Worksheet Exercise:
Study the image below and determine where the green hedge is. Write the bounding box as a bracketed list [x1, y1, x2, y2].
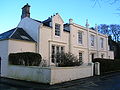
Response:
[9, 52, 42, 66]
[93, 58, 120, 75]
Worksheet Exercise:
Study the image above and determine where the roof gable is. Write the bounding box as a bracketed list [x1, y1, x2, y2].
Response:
[53, 13, 64, 23]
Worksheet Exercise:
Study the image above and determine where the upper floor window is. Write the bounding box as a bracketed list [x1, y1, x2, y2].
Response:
[55, 23, 60, 36]
[78, 31, 82, 44]
[91, 35, 95, 46]
[100, 38, 104, 48]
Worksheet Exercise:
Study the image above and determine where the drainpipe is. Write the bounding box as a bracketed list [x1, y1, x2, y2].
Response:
[37, 23, 43, 53]
[69, 18, 73, 53]
[95, 24, 99, 58]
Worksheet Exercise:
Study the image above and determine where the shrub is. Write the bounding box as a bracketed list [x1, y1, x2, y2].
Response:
[9, 52, 42, 66]
[93, 58, 120, 74]
[55, 52, 82, 67]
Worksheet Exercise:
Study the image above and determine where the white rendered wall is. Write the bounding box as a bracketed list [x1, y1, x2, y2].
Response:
[0, 40, 36, 77]
[8, 40, 36, 53]
[108, 51, 114, 59]
[0, 40, 9, 77]
[6, 65, 93, 85]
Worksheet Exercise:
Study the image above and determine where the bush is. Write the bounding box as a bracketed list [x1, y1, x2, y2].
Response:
[93, 58, 120, 74]
[55, 52, 82, 67]
[9, 52, 42, 66]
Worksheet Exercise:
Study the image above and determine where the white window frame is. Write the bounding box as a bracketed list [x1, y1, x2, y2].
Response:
[91, 34, 95, 47]
[79, 52, 83, 62]
[51, 45, 64, 63]
[55, 23, 60, 36]
[100, 38, 104, 49]
[78, 31, 83, 45]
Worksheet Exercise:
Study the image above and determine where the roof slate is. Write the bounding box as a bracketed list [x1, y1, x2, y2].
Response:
[0, 28, 16, 40]
[0, 28, 35, 42]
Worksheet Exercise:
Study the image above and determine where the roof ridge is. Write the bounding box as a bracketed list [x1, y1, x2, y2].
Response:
[9, 28, 17, 38]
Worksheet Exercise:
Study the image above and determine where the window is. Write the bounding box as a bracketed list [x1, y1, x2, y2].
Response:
[79, 52, 82, 62]
[55, 24, 60, 36]
[101, 54, 104, 58]
[51, 45, 64, 63]
[91, 53, 94, 60]
[100, 38, 104, 48]
[61, 47, 64, 53]
[78, 31, 82, 44]
[51, 46, 55, 63]
[91, 35, 94, 46]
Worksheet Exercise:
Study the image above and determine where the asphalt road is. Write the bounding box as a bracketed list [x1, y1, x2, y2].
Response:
[1, 72, 120, 90]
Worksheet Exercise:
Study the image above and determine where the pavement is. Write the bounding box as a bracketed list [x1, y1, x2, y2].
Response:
[0, 71, 120, 90]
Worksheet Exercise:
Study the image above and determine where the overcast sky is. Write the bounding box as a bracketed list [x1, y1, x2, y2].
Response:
[0, 0, 120, 33]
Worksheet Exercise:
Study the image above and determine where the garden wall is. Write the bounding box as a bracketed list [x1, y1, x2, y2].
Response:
[5, 65, 93, 85]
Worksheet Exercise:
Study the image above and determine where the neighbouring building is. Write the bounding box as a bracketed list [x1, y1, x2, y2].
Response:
[0, 3, 114, 69]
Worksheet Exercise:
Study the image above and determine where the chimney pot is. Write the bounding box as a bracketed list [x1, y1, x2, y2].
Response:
[21, 3, 30, 19]
[69, 18, 73, 24]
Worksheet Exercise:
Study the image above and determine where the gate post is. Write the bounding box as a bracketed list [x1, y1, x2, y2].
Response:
[95, 62, 100, 75]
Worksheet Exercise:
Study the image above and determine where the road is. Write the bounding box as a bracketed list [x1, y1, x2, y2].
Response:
[1, 72, 120, 90]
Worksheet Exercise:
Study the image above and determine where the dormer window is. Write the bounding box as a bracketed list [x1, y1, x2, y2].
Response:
[55, 23, 60, 36]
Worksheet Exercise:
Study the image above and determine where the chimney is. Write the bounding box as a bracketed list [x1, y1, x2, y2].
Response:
[85, 19, 89, 28]
[69, 18, 73, 24]
[21, 3, 30, 19]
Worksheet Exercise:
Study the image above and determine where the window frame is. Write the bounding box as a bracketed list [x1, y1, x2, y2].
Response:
[100, 38, 104, 49]
[78, 31, 83, 45]
[51, 45, 64, 63]
[55, 23, 61, 36]
[91, 34, 95, 47]
[79, 52, 83, 62]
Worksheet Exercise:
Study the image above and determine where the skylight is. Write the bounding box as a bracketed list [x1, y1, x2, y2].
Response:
[20, 35, 30, 40]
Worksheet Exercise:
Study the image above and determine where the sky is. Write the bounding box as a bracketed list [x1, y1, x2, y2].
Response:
[0, 0, 120, 33]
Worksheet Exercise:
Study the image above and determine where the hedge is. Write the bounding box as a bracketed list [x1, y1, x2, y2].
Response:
[9, 52, 42, 66]
[93, 58, 120, 75]
[55, 52, 83, 67]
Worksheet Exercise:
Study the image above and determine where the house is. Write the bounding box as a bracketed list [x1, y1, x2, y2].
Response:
[0, 3, 114, 68]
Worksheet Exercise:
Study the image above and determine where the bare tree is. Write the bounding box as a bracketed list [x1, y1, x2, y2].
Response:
[98, 24, 120, 42]
[98, 24, 109, 35]
[91, 0, 120, 14]
[109, 24, 120, 42]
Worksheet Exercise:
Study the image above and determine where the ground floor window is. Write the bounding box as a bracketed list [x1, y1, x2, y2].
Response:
[91, 53, 94, 60]
[79, 52, 83, 62]
[101, 54, 104, 58]
[51, 45, 64, 63]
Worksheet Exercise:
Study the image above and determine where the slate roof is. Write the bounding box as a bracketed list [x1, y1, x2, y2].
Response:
[33, 18, 52, 27]
[0, 28, 35, 42]
[33, 17, 70, 32]
[64, 23, 70, 32]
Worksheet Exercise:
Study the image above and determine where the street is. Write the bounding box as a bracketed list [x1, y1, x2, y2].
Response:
[1, 72, 120, 90]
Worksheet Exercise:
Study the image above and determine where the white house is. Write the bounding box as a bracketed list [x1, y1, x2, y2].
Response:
[0, 3, 114, 69]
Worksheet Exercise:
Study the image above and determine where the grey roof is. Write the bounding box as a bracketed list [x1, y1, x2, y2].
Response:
[64, 23, 70, 32]
[33, 18, 52, 27]
[33, 18, 70, 32]
[0, 28, 35, 42]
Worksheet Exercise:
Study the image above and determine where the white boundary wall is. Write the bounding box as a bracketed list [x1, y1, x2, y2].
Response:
[3, 65, 93, 85]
